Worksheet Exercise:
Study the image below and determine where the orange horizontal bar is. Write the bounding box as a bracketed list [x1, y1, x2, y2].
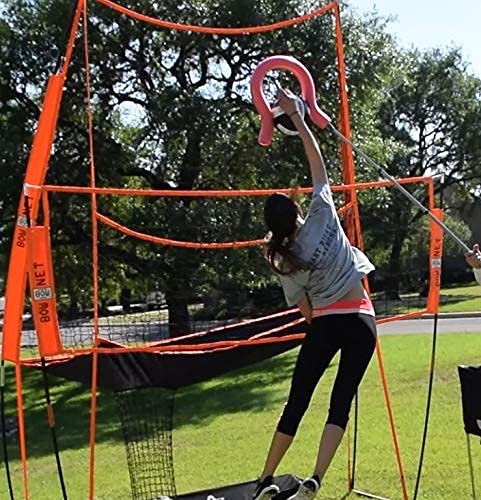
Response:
[98, 212, 265, 248]
[143, 308, 300, 347]
[376, 309, 428, 325]
[42, 176, 434, 198]
[19, 332, 306, 363]
[95, 0, 336, 35]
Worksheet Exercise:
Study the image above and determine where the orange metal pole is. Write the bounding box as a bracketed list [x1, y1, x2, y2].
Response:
[333, 3, 361, 249]
[81, 3, 100, 497]
[95, 0, 337, 35]
[2, 76, 65, 363]
[333, 5, 408, 499]
[427, 209, 444, 314]
[41, 176, 435, 197]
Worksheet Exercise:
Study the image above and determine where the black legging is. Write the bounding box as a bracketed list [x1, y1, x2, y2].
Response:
[277, 313, 377, 435]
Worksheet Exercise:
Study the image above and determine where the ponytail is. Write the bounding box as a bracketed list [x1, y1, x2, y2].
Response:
[263, 191, 305, 275]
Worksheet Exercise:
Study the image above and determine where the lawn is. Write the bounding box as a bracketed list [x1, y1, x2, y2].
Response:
[1, 331, 481, 499]
[438, 282, 481, 313]
[372, 282, 481, 316]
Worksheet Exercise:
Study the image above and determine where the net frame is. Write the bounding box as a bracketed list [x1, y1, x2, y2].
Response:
[7, 178, 441, 500]
[0, 1, 445, 499]
[16, 175, 440, 360]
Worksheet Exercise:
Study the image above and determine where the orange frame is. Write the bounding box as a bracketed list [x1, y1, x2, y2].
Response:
[1, 2, 443, 499]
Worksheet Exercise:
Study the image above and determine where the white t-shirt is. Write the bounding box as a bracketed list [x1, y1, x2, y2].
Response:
[278, 183, 374, 308]
[474, 268, 481, 286]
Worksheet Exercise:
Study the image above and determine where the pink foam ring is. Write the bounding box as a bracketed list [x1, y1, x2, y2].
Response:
[251, 55, 331, 146]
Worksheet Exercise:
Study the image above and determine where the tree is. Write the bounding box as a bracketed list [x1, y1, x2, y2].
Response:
[2, 0, 404, 335]
[362, 48, 481, 297]
[4, 0, 471, 332]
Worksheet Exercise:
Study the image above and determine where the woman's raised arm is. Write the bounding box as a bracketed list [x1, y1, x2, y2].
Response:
[276, 88, 328, 186]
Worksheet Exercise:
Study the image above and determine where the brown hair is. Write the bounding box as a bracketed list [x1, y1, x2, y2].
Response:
[263, 192, 304, 275]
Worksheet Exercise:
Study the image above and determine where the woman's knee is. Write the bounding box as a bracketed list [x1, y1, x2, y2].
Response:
[326, 407, 350, 430]
[276, 399, 309, 436]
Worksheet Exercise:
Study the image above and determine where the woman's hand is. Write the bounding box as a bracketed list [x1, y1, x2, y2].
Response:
[276, 89, 328, 185]
[276, 88, 302, 118]
[466, 243, 481, 269]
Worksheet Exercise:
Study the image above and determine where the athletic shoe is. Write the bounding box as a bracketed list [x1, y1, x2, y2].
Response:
[252, 475, 280, 500]
[287, 476, 320, 499]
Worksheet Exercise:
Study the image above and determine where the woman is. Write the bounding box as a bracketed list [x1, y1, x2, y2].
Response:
[252, 89, 377, 500]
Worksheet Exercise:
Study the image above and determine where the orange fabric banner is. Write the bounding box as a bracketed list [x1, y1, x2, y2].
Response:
[26, 226, 63, 357]
[427, 209, 444, 313]
[2, 74, 64, 362]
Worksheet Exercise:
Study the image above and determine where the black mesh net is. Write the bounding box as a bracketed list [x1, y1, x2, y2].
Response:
[114, 386, 177, 500]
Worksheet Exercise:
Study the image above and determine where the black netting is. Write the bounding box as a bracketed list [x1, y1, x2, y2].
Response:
[114, 387, 177, 500]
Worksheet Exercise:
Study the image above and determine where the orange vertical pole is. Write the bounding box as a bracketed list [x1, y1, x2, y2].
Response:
[427, 208, 444, 314]
[81, 3, 100, 498]
[333, 4, 360, 491]
[2, 75, 65, 363]
[425, 181, 443, 313]
[333, 5, 409, 500]
[333, 3, 362, 249]
[2, 0, 83, 364]
[1, 2, 84, 497]
[333, 5, 357, 490]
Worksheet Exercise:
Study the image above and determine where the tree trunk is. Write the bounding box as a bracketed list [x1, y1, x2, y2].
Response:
[386, 215, 408, 300]
[165, 277, 191, 337]
[459, 198, 481, 245]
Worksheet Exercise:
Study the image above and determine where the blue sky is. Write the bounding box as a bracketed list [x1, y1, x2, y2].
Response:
[352, 0, 481, 77]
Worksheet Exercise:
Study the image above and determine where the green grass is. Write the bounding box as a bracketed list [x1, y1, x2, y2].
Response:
[372, 282, 481, 316]
[438, 282, 481, 313]
[2, 332, 481, 499]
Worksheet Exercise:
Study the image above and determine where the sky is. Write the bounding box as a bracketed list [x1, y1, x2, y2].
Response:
[352, 0, 481, 77]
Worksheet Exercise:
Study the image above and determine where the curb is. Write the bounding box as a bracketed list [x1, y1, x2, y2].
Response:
[419, 312, 481, 320]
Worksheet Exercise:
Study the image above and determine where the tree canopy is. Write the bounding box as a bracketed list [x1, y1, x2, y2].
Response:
[1, 0, 480, 332]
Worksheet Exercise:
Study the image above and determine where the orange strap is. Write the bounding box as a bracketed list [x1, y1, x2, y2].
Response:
[427, 209, 444, 313]
[97, 212, 264, 248]
[26, 226, 63, 357]
[95, 0, 337, 35]
[2, 75, 65, 363]
[46, 404, 56, 428]
[19, 332, 306, 362]
[42, 176, 435, 198]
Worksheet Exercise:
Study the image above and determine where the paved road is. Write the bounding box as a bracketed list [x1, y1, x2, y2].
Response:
[378, 316, 481, 336]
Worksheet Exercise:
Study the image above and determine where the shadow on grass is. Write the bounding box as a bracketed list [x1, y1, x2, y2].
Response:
[2, 366, 122, 461]
[175, 350, 337, 429]
[2, 347, 337, 460]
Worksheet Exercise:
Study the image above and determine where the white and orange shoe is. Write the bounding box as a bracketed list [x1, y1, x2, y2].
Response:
[287, 476, 320, 500]
[252, 476, 280, 500]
